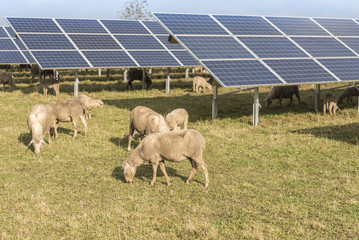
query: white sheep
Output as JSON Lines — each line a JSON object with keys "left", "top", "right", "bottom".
{"left": 123, "top": 129, "right": 209, "bottom": 188}
{"left": 165, "top": 108, "right": 188, "bottom": 131}
{"left": 127, "top": 106, "right": 169, "bottom": 151}
{"left": 27, "top": 104, "right": 56, "bottom": 154}
{"left": 193, "top": 76, "right": 212, "bottom": 93}
{"left": 77, "top": 94, "right": 104, "bottom": 119}
{"left": 323, "top": 93, "right": 340, "bottom": 116}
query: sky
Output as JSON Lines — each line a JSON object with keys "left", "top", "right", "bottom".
{"left": 1, "top": 0, "right": 359, "bottom": 26}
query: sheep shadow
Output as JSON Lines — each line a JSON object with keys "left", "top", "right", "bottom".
{"left": 109, "top": 136, "right": 131, "bottom": 149}
{"left": 292, "top": 123, "right": 359, "bottom": 145}
{"left": 18, "top": 132, "right": 31, "bottom": 146}
{"left": 112, "top": 164, "right": 199, "bottom": 186}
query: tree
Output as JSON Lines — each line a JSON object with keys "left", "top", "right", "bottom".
{"left": 118, "top": 0, "right": 153, "bottom": 20}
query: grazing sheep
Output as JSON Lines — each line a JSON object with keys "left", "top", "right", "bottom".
{"left": 323, "top": 93, "right": 339, "bottom": 116}
{"left": 77, "top": 94, "right": 104, "bottom": 119}
{"left": 337, "top": 86, "right": 359, "bottom": 104}
{"left": 35, "top": 78, "right": 60, "bottom": 96}
{"left": 127, "top": 106, "right": 169, "bottom": 151}
{"left": 0, "top": 70, "right": 16, "bottom": 90}
{"left": 47, "top": 99, "right": 87, "bottom": 139}
{"left": 27, "top": 104, "right": 55, "bottom": 154}
{"left": 123, "top": 129, "right": 209, "bottom": 188}
{"left": 31, "top": 65, "right": 55, "bottom": 82}
{"left": 193, "top": 76, "right": 212, "bottom": 93}
{"left": 264, "top": 85, "right": 301, "bottom": 107}
{"left": 126, "top": 69, "right": 152, "bottom": 90}
{"left": 166, "top": 108, "right": 189, "bottom": 131}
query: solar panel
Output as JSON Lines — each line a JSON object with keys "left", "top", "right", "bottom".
{"left": 156, "top": 35, "right": 183, "bottom": 49}
{"left": 237, "top": 37, "right": 308, "bottom": 58}
{"left": 14, "top": 39, "right": 26, "bottom": 50}
{"left": 31, "top": 51, "right": 90, "bottom": 69}
{"left": 69, "top": 35, "right": 122, "bottom": 50}
{"left": 318, "top": 58, "right": 359, "bottom": 81}
{"left": 19, "top": 34, "right": 75, "bottom": 50}
{"left": 115, "top": 35, "right": 164, "bottom": 49}
{"left": 264, "top": 59, "right": 337, "bottom": 84}
{"left": 142, "top": 21, "right": 168, "bottom": 34}
{"left": 0, "top": 51, "right": 27, "bottom": 64}
{"left": 291, "top": 37, "right": 356, "bottom": 57}
{"left": 338, "top": 38, "right": 359, "bottom": 54}
{"left": 7, "top": 18, "right": 61, "bottom": 33}
{"left": 171, "top": 51, "right": 199, "bottom": 66}
{"left": 177, "top": 36, "right": 253, "bottom": 59}
{"left": 314, "top": 18, "right": 359, "bottom": 36}
{"left": 202, "top": 60, "right": 282, "bottom": 86}
{"left": 101, "top": 20, "right": 149, "bottom": 34}
{"left": 5, "top": 27, "right": 16, "bottom": 37}
{"left": 129, "top": 51, "right": 180, "bottom": 67}
{"left": 56, "top": 19, "right": 107, "bottom": 33}
{"left": 82, "top": 51, "right": 137, "bottom": 68}
{"left": 0, "top": 28, "right": 8, "bottom": 37}
{"left": 213, "top": 15, "right": 282, "bottom": 35}
{"left": 0, "top": 39, "right": 18, "bottom": 50}
{"left": 266, "top": 17, "right": 329, "bottom": 36}
{"left": 22, "top": 51, "right": 35, "bottom": 63}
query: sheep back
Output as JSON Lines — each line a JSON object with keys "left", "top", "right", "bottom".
{"left": 166, "top": 108, "right": 189, "bottom": 130}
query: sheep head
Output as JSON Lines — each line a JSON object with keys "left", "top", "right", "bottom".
{"left": 28, "top": 138, "right": 45, "bottom": 154}
{"left": 122, "top": 161, "right": 137, "bottom": 183}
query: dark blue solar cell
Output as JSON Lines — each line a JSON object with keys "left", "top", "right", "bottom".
{"left": 82, "top": 51, "right": 137, "bottom": 67}
{"left": 264, "top": 59, "right": 337, "bottom": 84}
{"left": 14, "top": 39, "right": 26, "bottom": 50}
{"left": 0, "top": 27, "right": 7, "bottom": 37}
{"left": 0, "top": 51, "right": 27, "bottom": 64}
{"left": 129, "top": 51, "right": 180, "bottom": 66}
{"left": 266, "top": 17, "right": 329, "bottom": 36}
{"left": 115, "top": 35, "right": 164, "bottom": 50}
{"left": 69, "top": 35, "right": 121, "bottom": 50}
{"left": 101, "top": 20, "right": 149, "bottom": 34}
{"left": 19, "top": 34, "right": 75, "bottom": 50}
{"left": 238, "top": 37, "right": 307, "bottom": 58}
{"left": 314, "top": 18, "right": 359, "bottom": 36}
{"left": 0, "top": 39, "right": 17, "bottom": 50}
{"left": 56, "top": 19, "right": 107, "bottom": 33}
{"left": 7, "top": 17, "right": 62, "bottom": 33}
{"left": 5, "top": 27, "right": 16, "bottom": 38}
{"left": 153, "top": 13, "right": 229, "bottom": 35}
{"left": 338, "top": 38, "right": 359, "bottom": 54}
{"left": 142, "top": 21, "right": 168, "bottom": 34}
{"left": 171, "top": 51, "right": 199, "bottom": 66}
{"left": 156, "top": 35, "right": 183, "bottom": 49}
{"left": 201, "top": 60, "right": 282, "bottom": 87}
{"left": 292, "top": 37, "right": 356, "bottom": 57}
{"left": 177, "top": 36, "right": 253, "bottom": 59}
{"left": 31, "top": 51, "right": 90, "bottom": 69}
{"left": 214, "top": 15, "right": 282, "bottom": 35}
{"left": 318, "top": 58, "right": 359, "bottom": 81}
{"left": 22, "top": 51, "right": 35, "bottom": 63}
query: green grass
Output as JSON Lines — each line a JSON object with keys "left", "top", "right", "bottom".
{"left": 0, "top": 76, "right": 358, "bottom": 239}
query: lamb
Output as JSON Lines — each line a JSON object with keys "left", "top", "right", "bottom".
{"left": 323, "top": 93, "right": 339, "bottom": 116}
{"left": 35, "top": 78, "right": 60, "bottom": 96}
{"left": 47, "top": 99, "right": 87, "bottom": 139}
{"left": 0, "top": 70, "right": 16, "bottom": 90}
{"left": 264, "top": 85, "right": 301, "bottom": 107}
{"left": 193, "top": 76, "right": 212, "bottom": 93}
{"left": 127, "top": 106, "right": 169, "bottom": 151}
{"left": 126, "top": 69, "right": 152, "bottom": 90}
{"left": 165, "top": 108, "right": 189, "bottom": 131}
{"left": 122, "top": 129, "right": 209, "bottom": 188}
{"left": 77, "top": 94, "right": 104, "bottom": 119}
{"left": 27, "top": 104, "right": 56, "bottom": 154}
{"left": 337, "top": 86, "right": 359, "bottom": 104}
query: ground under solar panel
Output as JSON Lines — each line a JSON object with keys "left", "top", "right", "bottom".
{"left": 6, "top": 17, "right": 198, "bottom": 69}
{"left": 154, "top": 13, "right": 359, "bottom": 87}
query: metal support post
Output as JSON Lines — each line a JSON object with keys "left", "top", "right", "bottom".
{"left": 124, "top": 68, "right": 128, "bottom": 83}
{"left": 98, "top": 68, "right": 101, "bottom": 77}
{"left": 74, "top": 70, "right": 79, "bottom": 97}
{"left": 253, "top": 87, "right": 260, "bottom": 126}
{"left": 149, "top": 68, "right": 152, "bottom": 74}
{"left": 315, "top": 84, "right": 320, "bottom": 113}
{"left": 212, "top": 85, "right": 218, "bottom": 119}
{"left": 142, "top": 68, "right": 146, "bottom": 90}
{"left": 165, "top": 68, "right": 170, "bottom": 94}
{"left": 185, "top": 67, "right": 189, "bottom": 79}
{"left": 53, "top": 70, "right": 59, "bottom": 95}
{"left": 192, "top": 67, "right": 195, "bottom": 74}
{"left": 106, "top": 69, "right": 110, "bottom": 81}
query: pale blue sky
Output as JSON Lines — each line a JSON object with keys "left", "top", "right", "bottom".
{"left": 1, "top": 0, "right": 359, "bottom": 26}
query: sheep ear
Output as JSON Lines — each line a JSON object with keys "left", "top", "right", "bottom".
{"left": 27, "top": 139, "right": 33, "bottom": 147}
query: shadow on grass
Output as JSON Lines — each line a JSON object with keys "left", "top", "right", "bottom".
{"left": 292, "top": 123, "right": 359, "bottom": 145}
{"left": 18, "top": 132, "right": 31, "bottom": 146}
{"left": 109, "top": 136, "right": 133, "bottom": 150}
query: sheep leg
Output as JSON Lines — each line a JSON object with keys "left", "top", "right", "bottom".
{"left": 194, "top": 158, "right": 209, "bottom": 188}
{"left": 80, "top": 115, "right": 88, "bottom": 137}
{"left": 323, "top": 103, "right": 327, "bottom": 115}
{"left": 72, "top": 119, "right": 78, "bottom": 139}
{"left": 159, "top": 161, "right": 171, "bottom": 186}
{"left": 127, "top": 124, "right": 135, "bottom": 151}
{"left": 279, "top": 98, "right": 283, "bottom": 107}
{"left": 43, "top": 88, "right": 47, "bottom": 96}
{"left": 47, "top": 130, "right": 51, "bottom": 144}
{"left": 186, "top": 159, "right": 198, "bottom": 184}
{"left": 193, "top": 82, "right": 196, "bottom": 92}
{"left": 150, "top": 163, "right": 159, "bottom": 186}
{"left": 54, "top": 122, "right": 59, "bottom": 138}
{"left": 289, "top": 96, "right": 293, "bottom": 106}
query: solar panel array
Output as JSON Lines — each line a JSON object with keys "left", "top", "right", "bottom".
{"left": 154, "top": 13, "right": 359, "bottom": 87}
{"left": 0, "top": 26, "right": 34, "bottom": 64}
{"left": 6, "top": 17, "right": 199, "bottom": 69}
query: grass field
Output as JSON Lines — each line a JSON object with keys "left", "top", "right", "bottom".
{"left": 0, "top": 75, "right": 358, "bottom": 239}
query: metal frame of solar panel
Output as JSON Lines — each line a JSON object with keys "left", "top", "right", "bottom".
{"left": 5, "top": 17, "right": 199, "bottom": 70}
{"left": 0, "top": 26, "right": 34, "bottom": 65}
{"left": 153, "top": 13, "right": 359, "bottom": 88}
